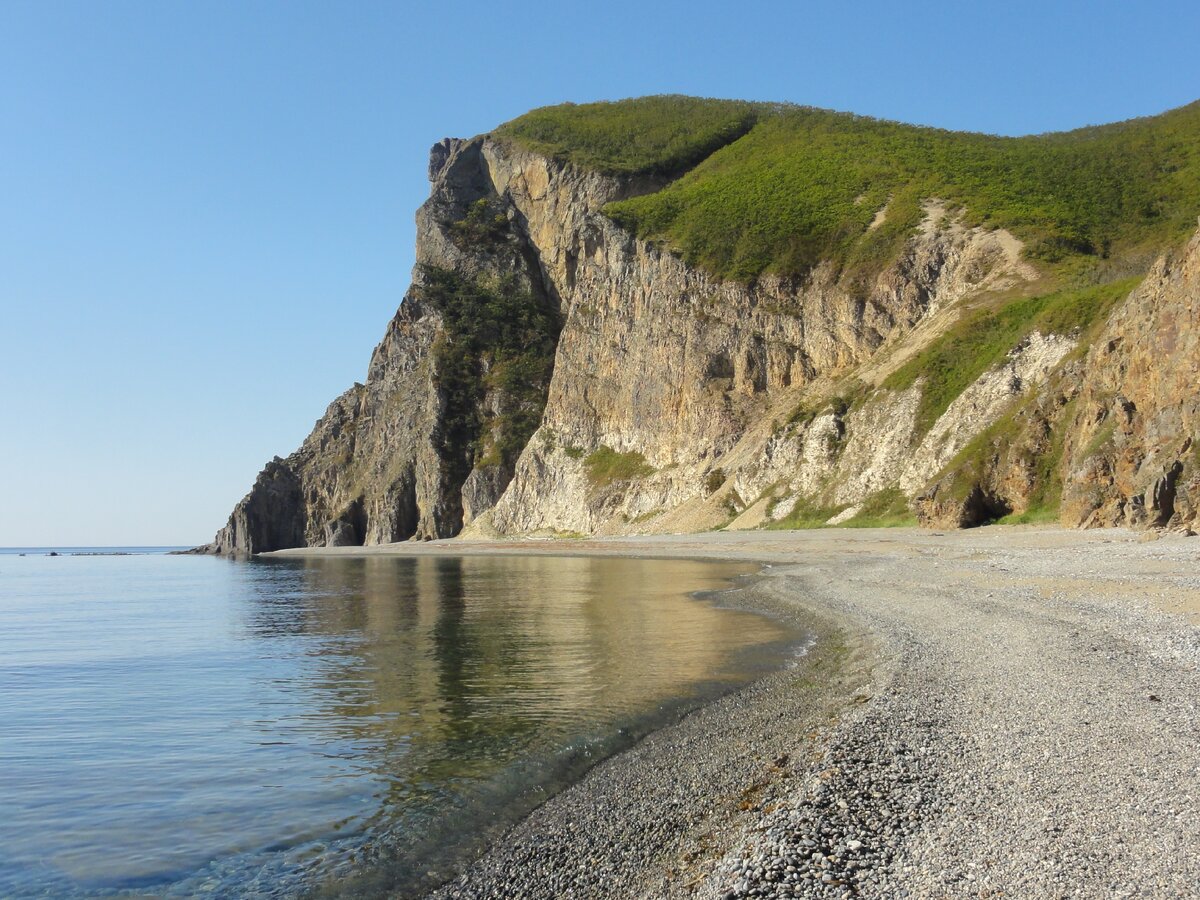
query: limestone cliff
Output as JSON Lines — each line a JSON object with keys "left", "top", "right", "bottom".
{"left": 205, "top": 108, "right": 1200, "bottom": 552}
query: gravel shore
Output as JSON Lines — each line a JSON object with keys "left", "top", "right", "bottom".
{"left": 271, "top": 526, "right": 1200, "bottom": 897}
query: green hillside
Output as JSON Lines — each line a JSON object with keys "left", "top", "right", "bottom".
{"left": 496, "top": 96, "right": 1200, "bottom": 282}
{"left": 495, "top": 95, "right": 761, "bottom": 177}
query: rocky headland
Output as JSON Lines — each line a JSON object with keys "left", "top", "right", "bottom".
{"left": 200, "top": 97, "right": 1200, "bottom": 554}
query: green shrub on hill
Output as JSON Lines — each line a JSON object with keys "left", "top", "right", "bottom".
{"left": 495, "top": 95, "right": 760, "bottom": 177}
{"left": 583, "top": 446, "right": 655, "bottom": 488}
{"left": 764, "top": 487, "right": 915, "bottom": 530}
{"left": 447, "top": 198, "right": 509, "bottom": 248}
{"left": 499, "top": 96, "right": 1200, "bottom": 282}
{"left": 842, "top": 488, "right": 917, "bottom": 528}
{"left": 764, "top": 495, "right": 843, "bottom": 530}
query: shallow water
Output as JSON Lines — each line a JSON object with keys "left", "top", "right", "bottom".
{"left": 0, "top": 549, "right": 799, "bottom": 897}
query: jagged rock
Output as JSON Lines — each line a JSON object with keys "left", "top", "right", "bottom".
{"left": 322, "top": 501, "right": 366, "bottom": 547}
{"left": 427, "top": 137, "right": 465, "bottom": 183}
{"left": 1062, "top": 225, "right": 1200, "bottom": 530}
{"left": 461, "top": 465, "right": 511, "bottom": 527}
{"left": 203, "top": 138, "right": 560, "bottom": 554}
{"left": 208, "top": 458, "right": 306, "bottom": 555}
{"left": 915, "top": 483, "right": 1011, "bottom": 529}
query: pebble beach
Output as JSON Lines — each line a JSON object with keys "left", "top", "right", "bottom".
{"left": 271, "top": 526, "right": 1200, "bottom": 897}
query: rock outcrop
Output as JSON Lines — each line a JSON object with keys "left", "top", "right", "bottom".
{"left": 210, "top": 457, "right": 306, "bottom": 554}
{"left": 906, "top": 225, "right": 1200, "bottom": 532}
{"left": 482, "top": 158, "right": 1039, "bottom": 535}
{"left": 1061, "top": 225, "right": 1200, "bottom": 530}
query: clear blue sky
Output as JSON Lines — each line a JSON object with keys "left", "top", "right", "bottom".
{"left": 2, "top": 0, "right": 1198, "bottom": 546}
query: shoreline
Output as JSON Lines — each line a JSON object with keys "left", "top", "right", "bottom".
{"left": 268, "top": 527, "right": 1200, "bottom": 897}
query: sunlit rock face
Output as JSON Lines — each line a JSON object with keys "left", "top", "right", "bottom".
{"left": 1060, "top": 227, "right": 1200, "bottom": 531}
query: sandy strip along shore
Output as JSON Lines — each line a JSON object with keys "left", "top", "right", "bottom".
{"left": 268, "top": 527, "right": 1200, "bottom": 898}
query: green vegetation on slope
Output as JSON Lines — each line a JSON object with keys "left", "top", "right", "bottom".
{"left": 447, "top": 198, "right": 510, "bottom": 248}
{"left": 583, "top": 446, "right": 655, "bottom": 488}
{"left": 845, "top": 488, "right": 917, "bottom": 528}
{"left": 418, "top": 266, "right": 561, "bottom": 475}
{"left": 927, "top": 388, "right": 1079, "bottom": 525}
{"left": 499, "top": 97, "right": 1200, "bottom": 282}
{"left": 884, "top": 277, "right": 1141, "bottom": 435}
{"left": 765, "top": 487, "right": 915, "bottom": 530}
{"left": 495, "top": 96, "right": 761, "bottom": 177}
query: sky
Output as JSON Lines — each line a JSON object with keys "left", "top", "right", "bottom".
{"left": 2, "top": 0, "right": 1199, "bottom": 547}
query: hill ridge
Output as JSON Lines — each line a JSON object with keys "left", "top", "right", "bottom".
{"left": 497, "top": 95, "right": 1200, "bottom": 282}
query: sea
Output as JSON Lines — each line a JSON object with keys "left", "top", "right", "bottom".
{"left": 0, "top": 547, "right": 800, "bottom": 897}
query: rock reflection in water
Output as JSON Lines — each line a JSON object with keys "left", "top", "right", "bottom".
{"left": 0, "top": 552, "right": 796, "bottom": 899}
{"left": 240, "top": 554, "right": 791, "bottom": 896}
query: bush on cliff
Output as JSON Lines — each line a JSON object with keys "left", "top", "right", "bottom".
{"left": 418, "top": 266, "right": 560, "bottom": 474}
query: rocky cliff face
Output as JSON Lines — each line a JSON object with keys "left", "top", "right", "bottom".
{"left": 205, "top": 130, "right": 1200, "bottom": 553}
{"left": 1060, "top": 228, "right": 1200, "bottom": 529}
{"left": 480, "top": 143, "right": 1040, "bottom": 535}
{"left": 206, "top": 138, "right": 565, "bottom": 553}
{"left": 908, "top": 225, "right": 1200, "bottom": 532}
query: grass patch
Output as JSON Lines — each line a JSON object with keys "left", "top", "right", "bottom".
{"left": 498, "top": 96, "right": 1200, "bottom": 282}
{"left": 583, "top": 446, "right": 655, "bottom": 487}
{"left": 765, "top": 487, "right": 916, "bottom": 530}
{"left": 840, "top": 488, "right": 916, "bottom": 528}
{"left": 883, "top": 278, "right": 1139, "bottom": 435}
{"left": 785, "top": 403, "right": 820, "bottom": 429}
{"left": 1081, "top": 420, "right": 1117, "bottom": 459}
{"left": 495, "top": 95, "right": 760, "bottom": 178}
{"left": 765, "top": 496, "right": 846, "bottom": 530}
{"left": 562, "top": 444, "right": 585, "bottom": 460}
{"left": 722, "top": 489, "right": 745, "bottom": 518}
{"left": 995, "top": 507, "right": 1060, "bottom": 525}
{"left": 784, "top": 386, "right": 863, "bottom": 432}
{"left": 630, "top": 508, "right": 662, "bottom": 525}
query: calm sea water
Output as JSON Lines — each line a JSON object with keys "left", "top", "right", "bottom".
{"left": 0, "top": 548, "right": 799, "bottom": 898}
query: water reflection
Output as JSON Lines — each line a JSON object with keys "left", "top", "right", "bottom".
{"left": 233, "top": 555, "right": 795, "bottom": 897}
{"left": 0, "top": 553, "right": 797, "bottom": 899}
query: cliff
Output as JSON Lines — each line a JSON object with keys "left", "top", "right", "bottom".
{"left": 204, "top": 97, "right": 1200, "bottom": 553}
{"left": 207, "top": 138, "right": 567, "bottom": 553}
